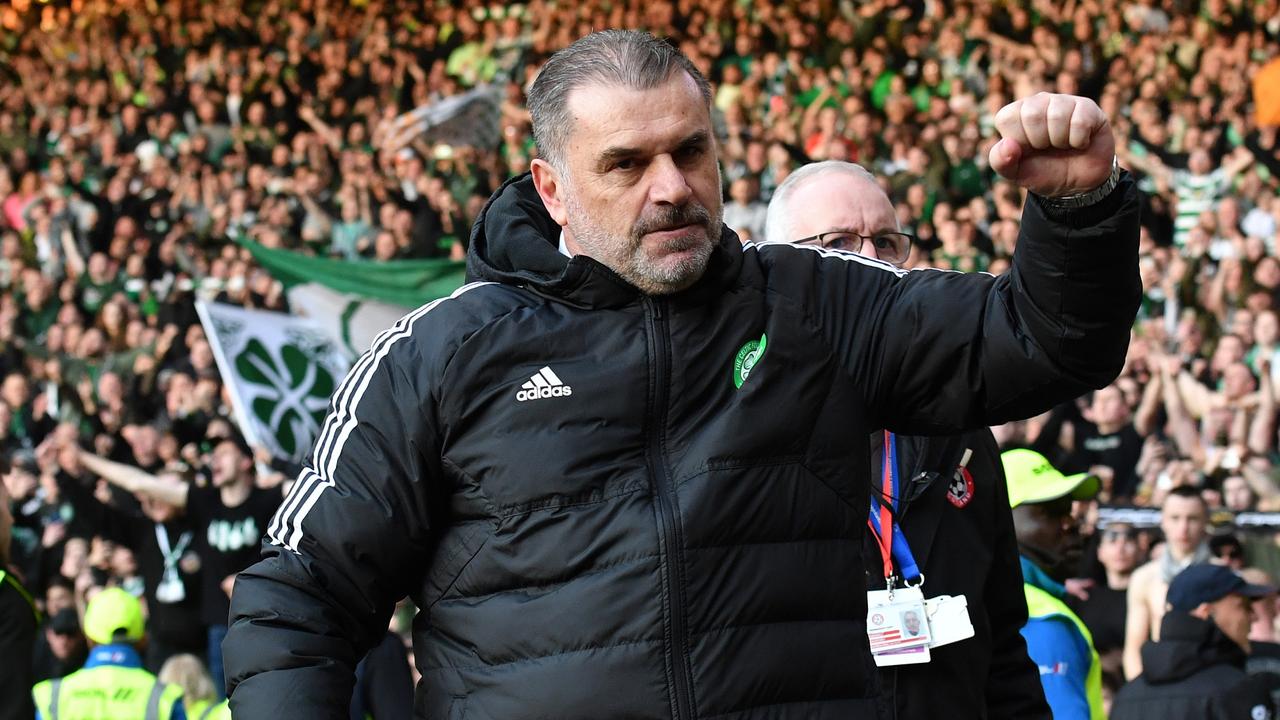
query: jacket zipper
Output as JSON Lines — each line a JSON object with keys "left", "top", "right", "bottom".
{"left": 644, "top": 297, "right": 695, "bottom": 720}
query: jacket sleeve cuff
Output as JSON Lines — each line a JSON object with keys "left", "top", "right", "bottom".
{"left": 1026, "top": 171, "right": 1137, "bottom": 230}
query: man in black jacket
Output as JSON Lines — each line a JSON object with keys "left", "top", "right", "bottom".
{"left": 1112, "top": 563, "right": 1277, "bottom": 720}
{"left": 224, "top": 30, "right": 1141, "bottom": 719}
{"left": 0, "top": 466, "right": 37, "bottom": 720}
{"left": 765, "top": 160, "right": 1049, "bottom": 720}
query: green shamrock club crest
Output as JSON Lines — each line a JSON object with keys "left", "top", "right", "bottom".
{"left": 234, "top": 338, "right": 336, "bottom": 458}
{"left": 732, "top": 332, "right": 768, "bottom": 389}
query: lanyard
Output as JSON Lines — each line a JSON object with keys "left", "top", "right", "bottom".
{"left": 867, "top": 432, "right": 921, "bottom": 585}
{"left": 154, "top": 523, "right": 193, "bottom": 573}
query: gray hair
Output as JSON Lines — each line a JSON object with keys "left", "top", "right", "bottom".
{"left": 529, "top": 30, "right": 712, "bottom": 170}
{"left": 763, "top": 161, "right": 879, "bottom": 243}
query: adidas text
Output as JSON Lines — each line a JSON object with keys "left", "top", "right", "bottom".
{"left": 516, "top": 366, "right": 573, "bottom": 402}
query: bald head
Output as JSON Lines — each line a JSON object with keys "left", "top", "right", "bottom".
{"left": 764, "top": 161, "right": 899, "bottom": 261}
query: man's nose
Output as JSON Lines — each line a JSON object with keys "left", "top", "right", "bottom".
{"left": 648, "top": 155, "right": 693, "bottom": 206}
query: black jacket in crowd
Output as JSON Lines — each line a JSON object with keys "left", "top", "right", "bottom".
{"left": 224, "top": 173, "right": 1141, "bottom": 719}
{"left": 870, "top": 430, "right": 1049, "bottom": 720}
{"left": 0, "top": 572, "right": 37, "bottom": 720}
{"left": 1111, "top": 611, "right": 1277, "bottom": 720}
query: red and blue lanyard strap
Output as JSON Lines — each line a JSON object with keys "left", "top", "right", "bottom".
{"left": 867, "top": 432, "right": 921, "bottom": 588}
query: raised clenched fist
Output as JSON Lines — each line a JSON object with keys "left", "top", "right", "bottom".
{"left": 989, "top": 93, "right": 1116, "bottom": 199}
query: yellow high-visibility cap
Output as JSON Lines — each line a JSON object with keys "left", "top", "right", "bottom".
{"left": 1001, "top": 448, "right": 1100, "bottom": 509}
{"left": 83, "top": 587, "right": 145, "bottom": 646}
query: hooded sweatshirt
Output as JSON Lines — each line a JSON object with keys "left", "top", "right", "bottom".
{"left": 1112, "top": 611, "right": 1276, "bottom": 720}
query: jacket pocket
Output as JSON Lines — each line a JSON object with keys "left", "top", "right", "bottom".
{"left": 448, "top": 695, "right": 467, "bottom": 720}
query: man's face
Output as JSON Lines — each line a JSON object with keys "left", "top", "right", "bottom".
{"left": 45, "top": 586, "right": 73, "bottom": 617}
{"left": 1097, "top": 525, "right": 1139, "bottom": 573}
{"left": 903, "top": 611, "right": 921, "bottom": 635}
{"left": 783, "top": 173, "right": 899, "bottom": 264}
{"left": 1224, "top": 476, "right": 1254, "bottom": 511}
{"left": 46, "top": 628, "right": 82, "bottom": 660}
{"left": 1014, "top": 495, "right": 1082, "bottom": 581}
{"left": 1162, "top": 495, "right": 1208, "bottom": 554}
{"left": 1090, "top": 386, "right": 1129, "bottom": 427}
{"left": 210, "top": 441, "right": 247, "bottom": 487}
{"left": 1210, "top": 593, "right": 1255, "bottom": 651}
{"left": 532, "top": 74, "right": 722, "bottom": 295}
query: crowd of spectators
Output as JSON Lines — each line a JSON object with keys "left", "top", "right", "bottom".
{"left": 2, "top": 0, "right": 1280, "bottom": 714}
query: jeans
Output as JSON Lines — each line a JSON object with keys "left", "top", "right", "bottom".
{"left": 207, "top": 624, "right": 229, "bottom": 699}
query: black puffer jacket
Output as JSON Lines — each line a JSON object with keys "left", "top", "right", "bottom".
{"left": 1112, "top": 612, "right": 1276, "bottom": 720}
{"left": 224, "top": 173, "right": 1140, "bottom": 719}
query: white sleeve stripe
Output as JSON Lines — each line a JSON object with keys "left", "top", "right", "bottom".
{"left": 747, "top": 241, "right": 991, "bottom": 278}
{"left": 745, "top": 241, "right": 911, "bottom": 277}
{"left": 267, "top": 282, "right": 495, "bottom": 553}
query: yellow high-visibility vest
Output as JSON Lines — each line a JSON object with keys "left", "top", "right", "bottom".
{"left": 1024, "top": 583, "right": 1105, "bottom": 720}
{"left": 32, "top": 664, "right": 183, "bottom": 720}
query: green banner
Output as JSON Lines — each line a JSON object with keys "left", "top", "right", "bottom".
{"left": 239, "top": 239, "right": 467, "bottom": 308}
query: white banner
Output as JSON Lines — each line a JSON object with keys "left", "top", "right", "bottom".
{"left": 285, "top": 283, "right": 411, "bottom": 359}
{"left": 383, "top": 84, "right": 503, "bottom": 153}
{"left": 195, "top": 301, "right": 351, "bottom": 464}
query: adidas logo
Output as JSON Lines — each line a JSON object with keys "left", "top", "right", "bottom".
{"left": 516, "top": 366, "right": 573, "bottom": 402}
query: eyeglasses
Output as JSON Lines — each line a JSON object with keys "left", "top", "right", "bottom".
{"left": 794, "top": 230, "right": 915, "bottom": 265}
{"left": 1101, "top": 529, "right": 1135, "bottom": 543}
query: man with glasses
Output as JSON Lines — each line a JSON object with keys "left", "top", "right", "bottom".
{"left": 765, "top": 161, "right": 1050, "bottom": 720}
{"left": 1071, "top": 523, "right": 1141, "bottom": 676}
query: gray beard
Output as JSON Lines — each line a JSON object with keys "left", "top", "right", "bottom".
{"left": 562, "top": 188, "right": 720, "bottom": 296}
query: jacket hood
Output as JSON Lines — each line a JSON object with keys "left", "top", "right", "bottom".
{"left": 465, "top": 173, "right": 744, "bottom": 308}
{"left": 1140, "top": 610, "right": 1247, "bottom": 684}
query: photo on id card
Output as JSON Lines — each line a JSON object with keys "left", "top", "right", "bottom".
{"left": 867, "top": 601, "right": 932, "bottom": 652}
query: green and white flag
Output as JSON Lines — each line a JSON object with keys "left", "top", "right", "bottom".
{"left": 238, "top": 238, "right": 466, "bottom": 356}
{"left": 195, "top": 300, "right": 351, "bottom": 463}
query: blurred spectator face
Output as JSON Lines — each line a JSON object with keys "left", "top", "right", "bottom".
{"left": 1161, "top": 493, "right": 1208, "bottom": 556}
{"left": 110, "top": 545, "right": 137, "bottom": 577}
{"left": 1223, "top": 475, "right": 1255, "bottom": 511}
{"left": 729, "top": 177, "right": 754, "bottom": 205}
{"left": 1222, "top": 362, "right": 1257, "bottom": 400}
{"left": 1, "top": 373, "right": 28, "bottom": 409}
{"left": 1089, "top": 385, "right": 1130, "bottom": 428}
{"left": 374, "top": 232, "right": 398, "bottom": 261}
{"left": 60, "top": 537, "right": 88, "bottom": 580}
{"left": 1256, "top": 311, "right": 1280, "bottom": 347}
{"left": 1188, "top": 149, "right": 1212, "bottom": 175}
{"left": 165, "top": 373, "right": 194, "bottom": 415}
{"left": 45, "top": 584, "right": 73, "bottom": 617}
{"left": 210, "top": 440, "right": 249, "bottom": 488}
{"left": 46, "top": 624, "right": 84, "bottom": 661}
{"left": 190, "top": 340, "right": 215, "bottom": 374}
{"left": 1098, "top": 524, "right": 1139, "bottom": 574}
{"left": 1213, "top": 335, "right": 1246, "bottom": 373}
{"left": 1, "top": 457, "right": 35, "bottom": 500}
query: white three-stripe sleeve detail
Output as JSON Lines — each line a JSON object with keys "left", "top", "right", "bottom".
{"left": 267, "top": 282, "right": 494, "bottom": 553}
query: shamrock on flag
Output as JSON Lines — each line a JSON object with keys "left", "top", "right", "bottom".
{"left": 196, "top": 301, "right": 351, "bottom": 463}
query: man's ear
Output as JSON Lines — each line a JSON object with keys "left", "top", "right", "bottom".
{"left": 530, "top": 158, "right": 569, "bottom": 227}
{"left": 1188, "top": 602, "right": 1214, "bottom": 620}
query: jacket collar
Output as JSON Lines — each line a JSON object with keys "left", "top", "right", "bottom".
{"left": 85, "top": 643, "right": 143, "bottom": 669}
{"left": 1020, "top": 556, "right": 1068, "bottom": 599}
{"left": 1140, "top": 610, "right": 1247, "bottom": 684}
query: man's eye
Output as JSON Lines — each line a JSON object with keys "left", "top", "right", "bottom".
{"left": 825, "top": 234, "right": 858, "bottom": 251}
{"left": 676, "top": 145, "right": 705, "bottom": 162}
{"left": 612, "top": 159, "right": 637, "bottom": 171}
